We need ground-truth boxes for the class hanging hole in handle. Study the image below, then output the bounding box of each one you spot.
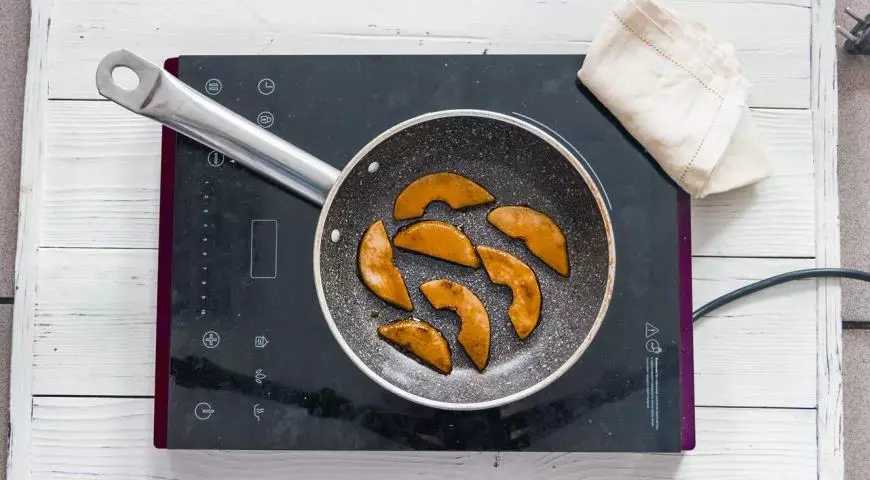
[111,66,140,91]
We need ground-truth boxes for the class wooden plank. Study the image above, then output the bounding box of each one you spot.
[47,0,810,108]
[811,0,843,476]
[7,1,51,480]
[32,249,156,396]
[29,397,817,480]
[692,257,816,407]
[31,248,817,408]
[691,108,814,257]
[43,101,815,257]
[42,102,160,249]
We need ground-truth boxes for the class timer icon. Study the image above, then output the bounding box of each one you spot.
[257,78,276,95]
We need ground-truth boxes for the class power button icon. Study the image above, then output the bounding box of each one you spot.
[194,402,214,421]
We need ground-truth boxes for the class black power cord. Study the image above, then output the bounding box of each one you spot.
[693,268,870,322]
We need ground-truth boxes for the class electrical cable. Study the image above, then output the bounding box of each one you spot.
[693,268,870,321]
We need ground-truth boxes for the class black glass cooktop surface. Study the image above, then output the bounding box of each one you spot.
[155,55,693,451]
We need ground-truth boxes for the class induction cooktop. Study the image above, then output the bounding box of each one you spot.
[154,55,695,452]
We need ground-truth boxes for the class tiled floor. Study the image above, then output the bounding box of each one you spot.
[838,4,870,325]
[0,0,28,299]
[837,1,870,479]
[845,330,870,478]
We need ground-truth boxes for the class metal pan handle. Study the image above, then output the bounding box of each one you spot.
[96,49,340,206]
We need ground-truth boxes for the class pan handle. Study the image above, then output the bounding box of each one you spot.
[95,49,340,206]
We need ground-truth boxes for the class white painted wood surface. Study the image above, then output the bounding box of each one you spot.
[30,398,817,480]
[30,250,819,408]
[48,0,811,108]
[43,102,815,257]
[8,0,842,478]
[7,1,51,479]
[812,0,844,476]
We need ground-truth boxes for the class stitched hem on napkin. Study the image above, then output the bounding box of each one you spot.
[610,0,749,197]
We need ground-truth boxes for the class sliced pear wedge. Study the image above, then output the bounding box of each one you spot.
[358,220,413,311]
[487,206,569,277]
[378,318,453,375]
[420,279,491,372]
[477,245,542,339]
[393,172,495,220]
[393,220,480,268]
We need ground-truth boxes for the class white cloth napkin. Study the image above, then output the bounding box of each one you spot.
[578,0,770,199]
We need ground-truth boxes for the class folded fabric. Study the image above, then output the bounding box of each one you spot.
[578,0,770,199]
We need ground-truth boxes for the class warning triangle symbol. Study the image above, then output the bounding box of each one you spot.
[645,322,659,338]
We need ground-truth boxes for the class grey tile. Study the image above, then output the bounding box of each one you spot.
[0,0,29,298]
[844,329,870,479]
[0,178,20,298]
[838,1,870,323]
[0,305,10,480]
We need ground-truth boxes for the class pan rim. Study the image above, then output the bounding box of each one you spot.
[313,109,616,411]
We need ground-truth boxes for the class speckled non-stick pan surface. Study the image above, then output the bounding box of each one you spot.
[315,111,614,410]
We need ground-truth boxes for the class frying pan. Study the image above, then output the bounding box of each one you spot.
[96,50,616,410]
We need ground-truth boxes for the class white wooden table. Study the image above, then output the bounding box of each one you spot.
[7,0,843,478]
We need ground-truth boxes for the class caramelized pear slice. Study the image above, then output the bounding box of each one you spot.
[393,172,495,220]
[420,279,490,371]
[393,220,480,268]
[487,206,569,277]
[476,245,542,339]
[378,318,453,375]
[358,220,413,311]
